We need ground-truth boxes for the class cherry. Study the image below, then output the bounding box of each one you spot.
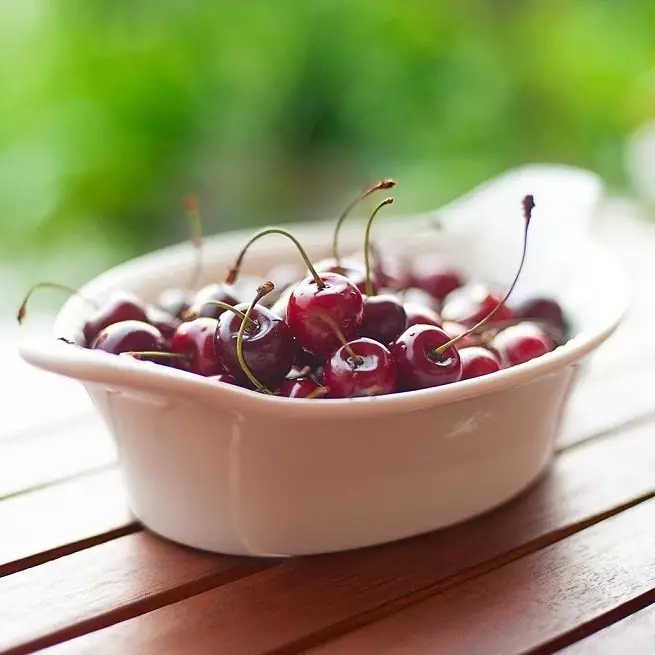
[147,306,182,343]
[156,288,191,319]
[277,376,327,399]
[515,297,567,344]
[491,322,553,367]
[323,337,397,398]
[392,325,462,390]
[208,373,239,386]
[91,320,165,355]
[361,294,407,346]
[170,317,225,376]
[441,284,515,328]
[190,283,240,319]
[404,303,442,329]
[214,283,297,388]
[459,346,501,380]
[84,292,149,345]
[411,257,464,302]
[313,257,375,295]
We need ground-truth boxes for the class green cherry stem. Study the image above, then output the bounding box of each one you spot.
[184,194,204,292]
[17,282,99,325]
[363,197,394,297]
[332,177,396,266]
[236,281,275,394]
[311,312,363,365]
[225,228,325,289]
[434,194,535,357]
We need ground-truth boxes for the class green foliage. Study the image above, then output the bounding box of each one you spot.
[1,0,654,278]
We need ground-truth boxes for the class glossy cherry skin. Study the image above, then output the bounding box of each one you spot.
[313,258,376,295]
[207,373,239,386]
[459,346,501,380]
[441,284,515,328]
[392,325,462,390]
[286,272,364,356]
[215,304,297,385]
[404,302,442,329]
[83,292,148,345]
[277,376,326,398]
[170,317,225,376]
[515,297,567,344]
[91,320,165,355]
[411,259,464,303]
[361,295,407,346]
[491,323,553,367]
[323,338,397,398]
[156,288,191,319]
[190,283,240,319]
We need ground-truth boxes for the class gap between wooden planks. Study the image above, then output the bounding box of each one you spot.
[2,416,654,655]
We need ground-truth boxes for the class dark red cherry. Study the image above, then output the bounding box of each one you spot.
[91,320,165,355]
[441,284,515,328]
[190,283,240,319]
[156,288,191,319]
[459,346,501,380]
[411,258,464,302]
[147,307,182,343]
[360,294,406,346]
[404,303,442,329]
[208,373,239,386]
[294,348,324,372]
[491,323,553,367]
[215,303,296,385]
[83,292,148,345]
[170,317,225,376]
[286,272,364,356]
[441,321,480,349]
[313,258,376,295]
[515,297,567,343]
[391,324,462,390]
[277,376,326,398]
[323,337,397,398]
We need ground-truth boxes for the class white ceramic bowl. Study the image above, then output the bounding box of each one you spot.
[19,165,627,557]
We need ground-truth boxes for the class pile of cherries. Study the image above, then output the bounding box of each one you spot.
[18,180,568,400]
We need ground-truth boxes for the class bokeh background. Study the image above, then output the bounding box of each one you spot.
[3,0,655,309]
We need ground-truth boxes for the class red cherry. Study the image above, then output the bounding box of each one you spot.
[404,303,442,329]
[411,258,464,302]
[361,294,407,346]
[171,317,225,376]
[147,306,182,343]
[323,337,397,398]
[441,284,515,328]
[286,272,364,356]
[459,346,501,379]
[491,323,553,367]
[314,257,376,295]
[215,303,297,385]
[190,283,240,319]
[391,325,462,390]
[515,297,567,343]
[83,292,149,345]
[208,373,239,386]
[91,320,165,355]
[277,376,327,398]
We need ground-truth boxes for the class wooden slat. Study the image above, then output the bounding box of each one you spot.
[309,500,655,655]
[0,469,134,577]
[37,418,655,655]
[0,417,116,499]
[0,532,269,655]
[559,603,655,654]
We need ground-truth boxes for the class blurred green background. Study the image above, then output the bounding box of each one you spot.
[2,0,655,300]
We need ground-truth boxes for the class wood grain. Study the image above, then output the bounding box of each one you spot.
[0,417,116,499]
[0,532,269,655]
[38,418,655,655]
[559,603,655,654]
[0,469,135,576]
[309,500,655,655]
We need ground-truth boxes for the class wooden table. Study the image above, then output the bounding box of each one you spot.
[2,201,655,655]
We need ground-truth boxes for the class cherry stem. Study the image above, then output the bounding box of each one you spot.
[121,351,189,362]
[17,282,99,325]
[434,194,535,357]
[236,281,275,394]
[181,300,256,328]
[185,195,203,291]
[312,312,363,365]
[364,197,394,297]
[226,228,324,289]
[332,177,396,266]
